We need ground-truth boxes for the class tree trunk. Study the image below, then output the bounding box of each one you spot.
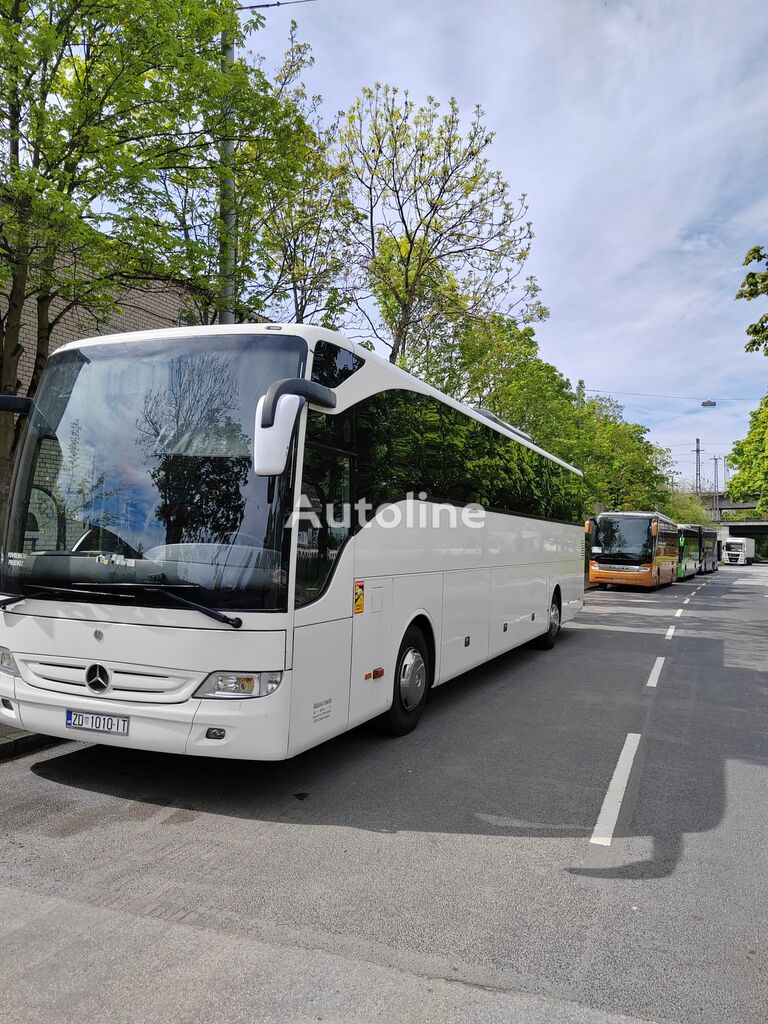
[29,287,53,398]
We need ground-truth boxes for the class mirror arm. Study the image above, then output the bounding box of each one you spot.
[261,378,336,428]
[0,396,33,416]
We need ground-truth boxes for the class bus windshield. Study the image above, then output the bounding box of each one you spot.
[2,333,306,611]
[593,516,653,565]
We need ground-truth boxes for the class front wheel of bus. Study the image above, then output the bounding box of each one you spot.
[535,592,561,650]
[379,626,430,736]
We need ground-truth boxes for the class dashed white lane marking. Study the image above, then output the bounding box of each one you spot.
[674,608,683,617]
[590,733,642,846]
[646,657,665,688]
[665,625,676,639]
[683,598,690,604]
[565,622,669,637]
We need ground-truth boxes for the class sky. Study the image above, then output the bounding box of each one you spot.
[252,0,768,485]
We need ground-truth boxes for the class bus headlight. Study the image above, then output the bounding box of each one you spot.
[0,647,19,676]
[194,671,283,699]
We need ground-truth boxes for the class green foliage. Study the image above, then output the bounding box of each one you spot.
[736,245,768,356]
[728,393,768,515]
[403,313,670,515]
[339,84,546,362]
[721,508,762,522]
[662,491,713,525]
[0,11,685,528]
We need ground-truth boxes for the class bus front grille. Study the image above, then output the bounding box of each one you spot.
[15,656,203,704]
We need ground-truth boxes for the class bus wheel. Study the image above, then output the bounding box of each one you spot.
[535,591,561,650]
[379,625,429,736]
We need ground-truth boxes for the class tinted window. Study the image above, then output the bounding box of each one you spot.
[334,389,582,526]
[311,341,364,388]
[296,391,583,605]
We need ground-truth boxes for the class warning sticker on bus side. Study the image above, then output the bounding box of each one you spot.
[354,580,365,614]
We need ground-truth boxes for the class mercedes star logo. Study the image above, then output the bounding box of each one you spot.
[85,663,111,694]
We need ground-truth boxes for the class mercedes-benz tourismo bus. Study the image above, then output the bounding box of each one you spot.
[588,511,678,588]
[0,325,584,760]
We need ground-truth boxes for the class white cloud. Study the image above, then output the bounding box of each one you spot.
[254,0,768,472]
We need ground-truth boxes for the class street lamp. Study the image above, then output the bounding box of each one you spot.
[701,400,717,407]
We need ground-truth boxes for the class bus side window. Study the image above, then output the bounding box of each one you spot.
[295,416,353,608]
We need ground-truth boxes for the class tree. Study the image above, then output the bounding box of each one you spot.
[144,20,317,326]
[728,393,768,515]
[0,0,245,521]
[403,310,671,515]
[663,490,713,525]
[736,245,768,355]
[254,30,358,326]
[339,84,546,363]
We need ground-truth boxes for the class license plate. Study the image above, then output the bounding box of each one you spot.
[66,710,129,735]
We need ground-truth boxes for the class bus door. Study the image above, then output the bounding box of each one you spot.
[289,437,354,756]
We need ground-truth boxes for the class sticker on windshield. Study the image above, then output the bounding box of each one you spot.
[7,553,24,567]
[354,580,365,614]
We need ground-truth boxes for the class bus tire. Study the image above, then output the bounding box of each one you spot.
[535,590,561,650]
[378,625,430,736]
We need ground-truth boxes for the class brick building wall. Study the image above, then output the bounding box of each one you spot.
[15,283,187,396]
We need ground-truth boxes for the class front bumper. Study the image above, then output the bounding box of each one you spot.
[4,673,292,760]
[589,566,655,587]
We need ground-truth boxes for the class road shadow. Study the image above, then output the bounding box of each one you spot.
[28,607,768,881]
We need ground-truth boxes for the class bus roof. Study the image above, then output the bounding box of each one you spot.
[56,323,583,478]
[596,511,676,523]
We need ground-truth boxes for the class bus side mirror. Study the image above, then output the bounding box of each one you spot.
[253,377,337,476]
[651,521,659,537]
[253,394,304,476]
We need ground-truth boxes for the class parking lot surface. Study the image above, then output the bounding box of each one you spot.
[1,565,767,1023]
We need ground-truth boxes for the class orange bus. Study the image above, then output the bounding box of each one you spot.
[588,511,679,589]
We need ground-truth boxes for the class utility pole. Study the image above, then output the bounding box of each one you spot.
[693,437,701,494]
[217,0,317,324]
[711,456,720,520]
[219,27,236,325]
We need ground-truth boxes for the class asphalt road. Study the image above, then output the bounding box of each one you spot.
[1,565,767,1024]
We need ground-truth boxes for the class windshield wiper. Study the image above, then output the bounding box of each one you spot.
[138,585,243,630]
[0,584,119,610]
[0,583,243,629]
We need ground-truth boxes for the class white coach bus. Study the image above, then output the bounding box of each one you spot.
[0,325,584,759]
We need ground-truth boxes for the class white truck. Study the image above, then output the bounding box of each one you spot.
[722,537,755,565]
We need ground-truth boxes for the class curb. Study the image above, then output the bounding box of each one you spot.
[0,731,63,761]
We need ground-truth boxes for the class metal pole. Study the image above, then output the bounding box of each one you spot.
[694,437,701,494]
[218,28,236,325]
[216,2,316,324]
[711,457,719,520]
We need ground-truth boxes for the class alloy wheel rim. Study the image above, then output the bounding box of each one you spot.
[550,602,560,636]
[399,648,426,711]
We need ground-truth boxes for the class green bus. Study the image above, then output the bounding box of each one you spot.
[677,524,701,580]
